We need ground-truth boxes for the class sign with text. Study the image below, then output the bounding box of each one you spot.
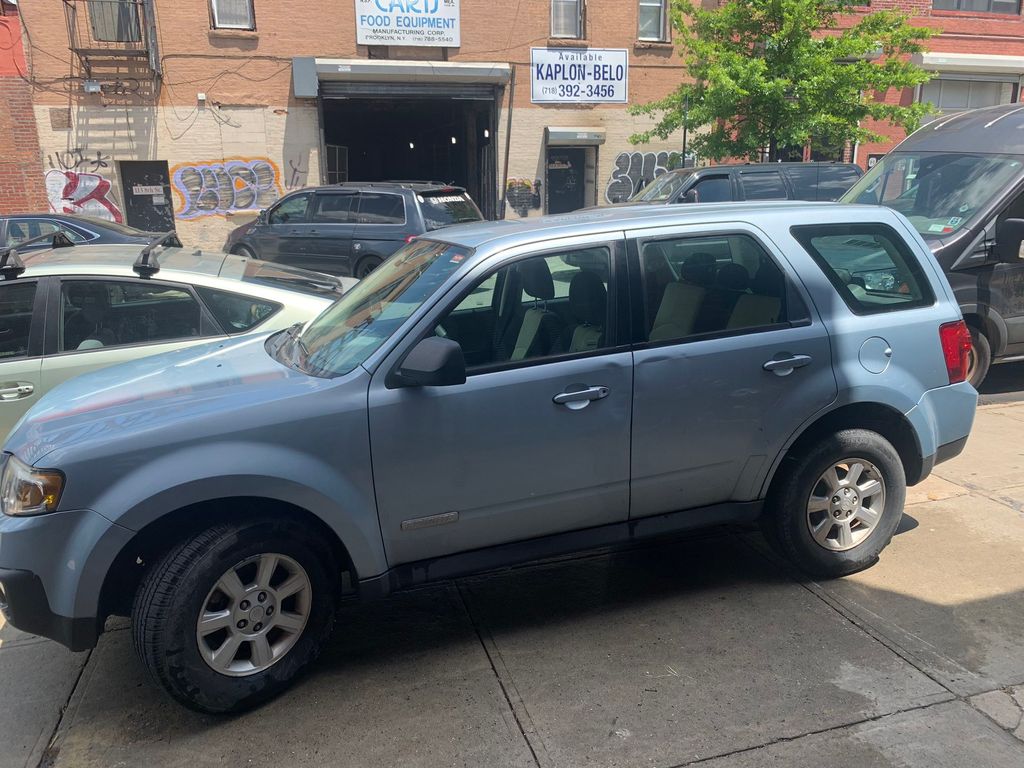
[531,48,628,104]
[355,0,460,47]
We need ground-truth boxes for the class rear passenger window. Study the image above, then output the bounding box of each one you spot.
[787,166,861,202]
[196,286,280,334]
[311,194,355,223]
[356,193,405,225]
[639,234,795,343]
[60,280,204,352]
[791,224,934,314]
[740,171,788,200]
[0,282,37,359]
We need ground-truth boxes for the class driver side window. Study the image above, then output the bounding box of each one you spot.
[435,246,614,371]
[268,193,311,225]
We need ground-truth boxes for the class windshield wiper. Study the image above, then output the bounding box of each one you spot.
[284,322,310,368]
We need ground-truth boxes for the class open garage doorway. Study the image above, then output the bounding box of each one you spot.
[321,93,498,218]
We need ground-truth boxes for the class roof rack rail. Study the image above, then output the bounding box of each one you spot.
[133,230,181,279]
[0,231,76,280]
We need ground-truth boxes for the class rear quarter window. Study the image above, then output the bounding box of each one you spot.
[791,223,934,315]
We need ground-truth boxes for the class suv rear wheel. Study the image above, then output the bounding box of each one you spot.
[764,429,906,578]
[132,517,337,713]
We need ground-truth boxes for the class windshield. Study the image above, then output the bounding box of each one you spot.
[419,192,483,230]
[297,239,471,376]
[242,261,343,299]
[841,152,1024,237]
[631,171,694,202]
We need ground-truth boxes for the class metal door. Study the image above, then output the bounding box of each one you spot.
[547,148,587,214]
[118,161,175,231]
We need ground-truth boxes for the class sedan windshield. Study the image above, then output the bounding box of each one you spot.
[631,171,694,202]
[297,239,470,377]
[841,152,1024,237]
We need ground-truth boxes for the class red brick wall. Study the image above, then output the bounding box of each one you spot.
[0,10,47,214]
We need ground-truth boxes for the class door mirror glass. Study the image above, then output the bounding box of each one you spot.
[681,189,698,204]
[256,209,267,225]
[996,217,1024,262]
[395,337,466,387]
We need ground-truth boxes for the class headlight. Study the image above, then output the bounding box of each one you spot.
[0,455,65,517]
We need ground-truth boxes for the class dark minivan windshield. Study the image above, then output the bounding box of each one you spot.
[842,152,1024,238]
[297,239,470,376]
[419,191,483,231]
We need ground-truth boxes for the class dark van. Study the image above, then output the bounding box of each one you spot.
[622,162,862,205]
[841,104,1024,387]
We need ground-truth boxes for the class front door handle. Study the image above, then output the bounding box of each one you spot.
[0,382,34,401]
[553,385,609,410]
[763,354,813,376]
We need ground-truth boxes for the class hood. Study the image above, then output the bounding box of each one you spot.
[5,333,332,466]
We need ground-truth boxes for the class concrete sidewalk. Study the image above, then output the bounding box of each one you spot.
[3,404,1024,768]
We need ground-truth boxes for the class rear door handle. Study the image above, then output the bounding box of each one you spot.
[553,386,609,410]
[0,382,34,401]
[763,354,813,376]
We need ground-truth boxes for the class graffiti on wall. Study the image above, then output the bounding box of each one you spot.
[286,157,309,190]
[47,147,111,174]
[505,178,542,218]
[171,157,283,219]
[45,169,123,222]
[604,151,683,203]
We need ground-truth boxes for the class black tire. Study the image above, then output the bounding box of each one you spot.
[132,517,338,714]
[354,255,382,279]
[764,429,906,579]
[967,325,991,390]
[231,244,257,260]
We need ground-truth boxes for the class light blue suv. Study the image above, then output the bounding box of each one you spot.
[0,202,977,713]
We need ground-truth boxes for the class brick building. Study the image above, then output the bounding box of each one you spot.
[8,0,1024,248]
[0,2,48,215]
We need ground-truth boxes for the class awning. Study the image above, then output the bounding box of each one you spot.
[544,127,606,146]
[293,57,511,99]
[912,52,1024,76]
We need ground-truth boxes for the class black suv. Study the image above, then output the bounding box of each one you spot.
[225,182,483,278]
[619,162,863,205]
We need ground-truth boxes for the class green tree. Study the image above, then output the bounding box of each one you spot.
[630,0,935,162]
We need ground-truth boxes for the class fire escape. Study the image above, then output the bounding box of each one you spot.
[63,0,160,95]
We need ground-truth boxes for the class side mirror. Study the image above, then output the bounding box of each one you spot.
[257,209,268,224]
[393,336,466,387]
[681,189,699,204]
[996,218,1024,262]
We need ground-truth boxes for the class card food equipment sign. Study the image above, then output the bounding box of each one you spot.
[355,0,461,47]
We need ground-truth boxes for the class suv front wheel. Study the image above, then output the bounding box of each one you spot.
[132,517,338,713]
[764,429,906,578]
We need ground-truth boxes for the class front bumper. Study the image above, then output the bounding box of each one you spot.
[0,507,132,650]
[0,568,98,650]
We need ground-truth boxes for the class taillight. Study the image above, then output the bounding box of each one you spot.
[939,320,972,385]
[405,235,417,244]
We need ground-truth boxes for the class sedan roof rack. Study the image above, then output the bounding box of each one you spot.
[133,230,182,279]
[0,231,76,280]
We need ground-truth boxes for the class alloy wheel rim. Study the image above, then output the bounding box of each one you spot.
[805,458,886,552]
[196,553,311,677]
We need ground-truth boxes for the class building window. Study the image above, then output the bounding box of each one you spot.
[919,76,1017,115]
[932,0,1019,13]
[551,0,582,38]
[89,0,142,43]
[638,0,668,41]
[210,0,255,30]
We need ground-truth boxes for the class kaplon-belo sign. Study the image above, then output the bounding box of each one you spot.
[355,0,460,47]
[531,48,629,104]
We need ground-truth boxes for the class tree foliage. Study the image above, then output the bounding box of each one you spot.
[630,0,935,161]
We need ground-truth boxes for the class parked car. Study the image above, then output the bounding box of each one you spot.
[0,214,157,251]
[842,103,1024,387]
[618,162,863,205]
[0,233,352,439]
[224,181,484,278]
[0,202,976,713]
